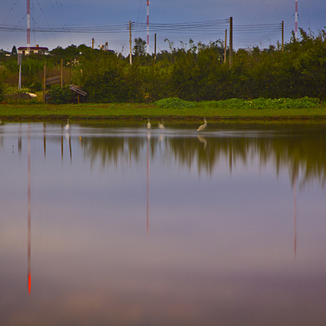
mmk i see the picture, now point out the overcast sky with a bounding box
[0,0,325,54]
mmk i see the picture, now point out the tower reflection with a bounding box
[294,173,297,258]
[147,132,150,235]
[27,124,31,295]
[43,122,46,159]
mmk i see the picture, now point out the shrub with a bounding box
[47,86,72,104]
[154,97,195,109]
[0,82,3,102]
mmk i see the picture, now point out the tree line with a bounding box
[1,28,326,103]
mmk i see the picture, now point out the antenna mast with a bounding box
[27,0,31,49]
[295,0,298,40]
[147,0,149,54]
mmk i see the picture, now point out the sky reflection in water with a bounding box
[0,122,326,326]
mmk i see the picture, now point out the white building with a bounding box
[18,45,48,55]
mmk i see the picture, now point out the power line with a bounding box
[1,0,19,26]
[0,19,283,49]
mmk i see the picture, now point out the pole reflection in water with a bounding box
[147,131,150,235]
[61,125,63,162]
[27,124,31,295]
[18,124,22,154]
[294,172,297,258]
[60,123,73,163]
[43,122,46,159]
[66,131,72,163]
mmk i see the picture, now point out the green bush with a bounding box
[29,82,43,92]
[47,86,72,104]
[154,97,195,109]
[199,97,321,110]
[0,82,4,102]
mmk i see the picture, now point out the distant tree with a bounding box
[133,38,146,56]
[50,44,81,64]
[11,46,17,55]
[78,44,93,56]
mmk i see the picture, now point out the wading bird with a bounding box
[197,118,207,132]
[158,120,165,129]
[65,119,70,131]
[147,119,151,129]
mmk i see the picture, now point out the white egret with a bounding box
[65,119,70,131]
[147,119,151,129]
[158,120,165,129]
[197,118,207,132]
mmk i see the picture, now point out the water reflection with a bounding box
[77,123,326,186]
[294,174,297,258]
[27,125,31,295]
[147,132,150,235]
[1,122,326,325]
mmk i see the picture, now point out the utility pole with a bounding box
[224,29,227,64]
[18,54,22,90]
[282,21,284,52]
[154,33,157,60]
[92,38,94,49]
[60,59,64,88]
[69,59,72,84]
[27,0,31,53]
[229,17,233,67]
[43,62,46,103]
[129,21,132,65]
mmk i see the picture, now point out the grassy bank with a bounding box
[1,99,326,122]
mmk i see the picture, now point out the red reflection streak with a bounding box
[28,273,31,295]
[27,125,31,295]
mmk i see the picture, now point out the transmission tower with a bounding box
[147,0,149,54]
[27,0,31,48]
[295,0,298,40]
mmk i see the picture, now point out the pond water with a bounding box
[0,121,326,326]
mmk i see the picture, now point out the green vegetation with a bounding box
[0,99,326,121]
[0,81,4,102]
[47,86,72,104]
[198,97,321,110]
[1,28,326,105]
[154,97,195,109]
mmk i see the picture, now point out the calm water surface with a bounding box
[0,121,326,326]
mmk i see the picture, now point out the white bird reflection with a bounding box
[159,134,165,142]
[197,135,207,149]
[60,123,72,163]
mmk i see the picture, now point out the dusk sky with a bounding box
[0,0,325,55]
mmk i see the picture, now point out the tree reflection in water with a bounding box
[79,123,326,187]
